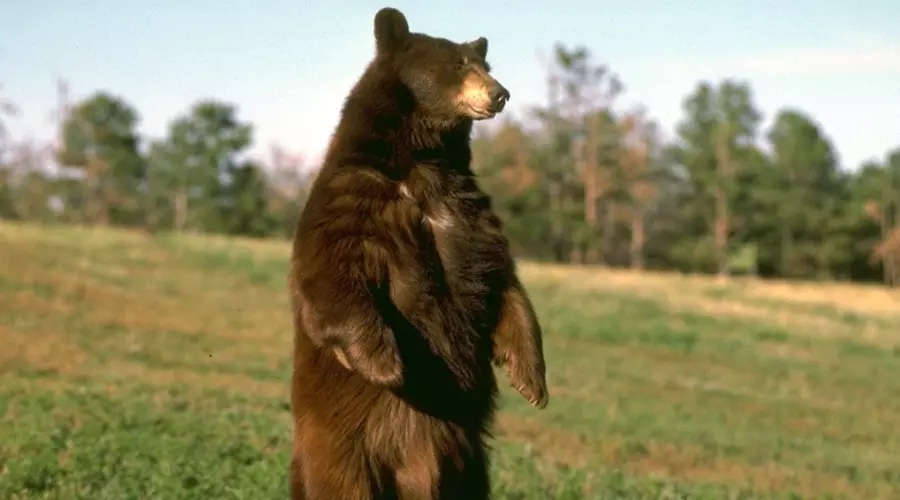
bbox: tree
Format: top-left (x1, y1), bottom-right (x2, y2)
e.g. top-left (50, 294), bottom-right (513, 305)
top-left (672, 80), bottom-right (762, 275)
top-left (531, 43), bottom-right (623, 263)
top-left (147, 100), bottom-right (253, 233)
top-left (224, 159), bottom-right (278, 237)
top-left (868, 148), bottom-right (900, 285)
top-left (0, 85), bottom-right (20, 219)
top-left (617, 107), bottom-right (665, 269)
top-left (56, 91), bottom-right (145, 226)
top-left (144, 139), bottom-right (179, 231)
top-left (765, 109), bottom-right (842, 278)
top-left (471, 119), bottom-right (553, 258)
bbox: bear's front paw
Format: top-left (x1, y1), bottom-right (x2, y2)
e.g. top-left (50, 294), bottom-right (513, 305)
top-left (507, 355), bottom-right (548, 409)
top-left (342, 335), bottom-right (404, 387)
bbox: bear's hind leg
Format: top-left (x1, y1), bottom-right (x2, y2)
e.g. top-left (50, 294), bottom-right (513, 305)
top-left (290, 432), bottom-right (375, 500)
top-left (392, 442), bottom-right (491, 500)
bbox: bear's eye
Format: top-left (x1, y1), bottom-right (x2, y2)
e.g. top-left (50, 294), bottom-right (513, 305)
top-left (456, 56), bottom-right (468, 69)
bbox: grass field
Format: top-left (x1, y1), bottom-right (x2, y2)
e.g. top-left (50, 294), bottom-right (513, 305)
top-left (2, 220), bottom-right (900, 499)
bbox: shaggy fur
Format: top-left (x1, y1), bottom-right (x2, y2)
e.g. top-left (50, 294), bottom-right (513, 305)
top-left (287, 7), bottom-right (548, 499)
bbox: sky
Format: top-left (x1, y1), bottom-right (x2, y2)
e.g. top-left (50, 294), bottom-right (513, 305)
top-left (2, 0), bottom-right (899, 172)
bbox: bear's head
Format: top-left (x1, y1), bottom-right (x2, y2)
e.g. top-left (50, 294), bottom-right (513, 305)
top-left (373, 7), bottom-right (510, 125)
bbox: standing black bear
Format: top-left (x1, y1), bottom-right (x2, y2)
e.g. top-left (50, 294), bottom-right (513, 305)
top-left (288, 7), bottom-right (549, 499)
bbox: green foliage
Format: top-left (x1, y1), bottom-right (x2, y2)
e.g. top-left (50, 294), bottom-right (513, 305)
top-left (0, 42), bottom-right (899, 284)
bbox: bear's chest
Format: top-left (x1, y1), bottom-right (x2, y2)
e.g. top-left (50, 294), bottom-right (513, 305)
top-left (418, 178), bottom-right (512, 299)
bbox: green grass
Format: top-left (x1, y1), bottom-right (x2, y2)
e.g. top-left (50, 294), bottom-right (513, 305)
top-left (1, 220), bottom-right (900, 499)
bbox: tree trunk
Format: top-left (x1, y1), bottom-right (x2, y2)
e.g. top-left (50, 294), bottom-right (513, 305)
top-left (714, 124), bottom-right (731, 278)
top-left (780, 168), bottom-right (795, 278)
top-left (881, 176), bottom-right (894, 286)
top-left (548, 181), bottom-right (565, 262)
top-left (714, 190), bottom-right (728, 278)
top-left (582, 114), bottom-right (600, 264)
top-left (601, 199), bottom-right (615, 266)
top-left (630, 208), bottom-right (645, 270)
top-left (583, 161), bottom-right (598, 263)
top-left (174, 188), bottom-right (187, 232)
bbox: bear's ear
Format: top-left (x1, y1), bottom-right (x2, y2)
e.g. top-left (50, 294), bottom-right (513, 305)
top-left (466, 37), bottom-right (488, 60)
top-left (374, 7), bottom-right (410, 54)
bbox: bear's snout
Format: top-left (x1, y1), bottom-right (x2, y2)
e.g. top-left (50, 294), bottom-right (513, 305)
top-left (489, 84), bottom-right (510, 112)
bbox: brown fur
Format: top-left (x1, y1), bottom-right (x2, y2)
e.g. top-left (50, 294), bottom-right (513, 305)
top-left (287, 7), bottom-right (548, 499)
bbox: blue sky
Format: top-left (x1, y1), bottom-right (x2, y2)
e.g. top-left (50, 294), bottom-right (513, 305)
top-left (3, 0), bottom-right (899, 171)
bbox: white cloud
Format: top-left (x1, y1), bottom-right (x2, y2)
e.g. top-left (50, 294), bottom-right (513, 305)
top-left (726, 45), bottom-right (900, 77)
top-left (651, 33), bottom-right (900, 78)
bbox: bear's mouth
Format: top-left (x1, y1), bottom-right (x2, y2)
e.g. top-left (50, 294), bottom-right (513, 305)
top-left (467, 106), bottom-right (497, 120)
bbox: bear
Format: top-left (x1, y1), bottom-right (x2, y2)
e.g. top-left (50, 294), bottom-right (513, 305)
top-left (287, 7), bottom-right (548, 500)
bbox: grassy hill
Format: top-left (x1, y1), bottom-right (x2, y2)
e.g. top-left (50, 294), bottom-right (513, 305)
top-left (1, 220), bottom-right (899, 499)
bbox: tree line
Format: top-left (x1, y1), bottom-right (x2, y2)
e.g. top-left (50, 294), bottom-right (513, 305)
top-left (1, 45), bottom-right (898, 286)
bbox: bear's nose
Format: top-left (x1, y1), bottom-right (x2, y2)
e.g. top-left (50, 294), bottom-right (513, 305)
top-left (490, 85), bottom-right (510, 111)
